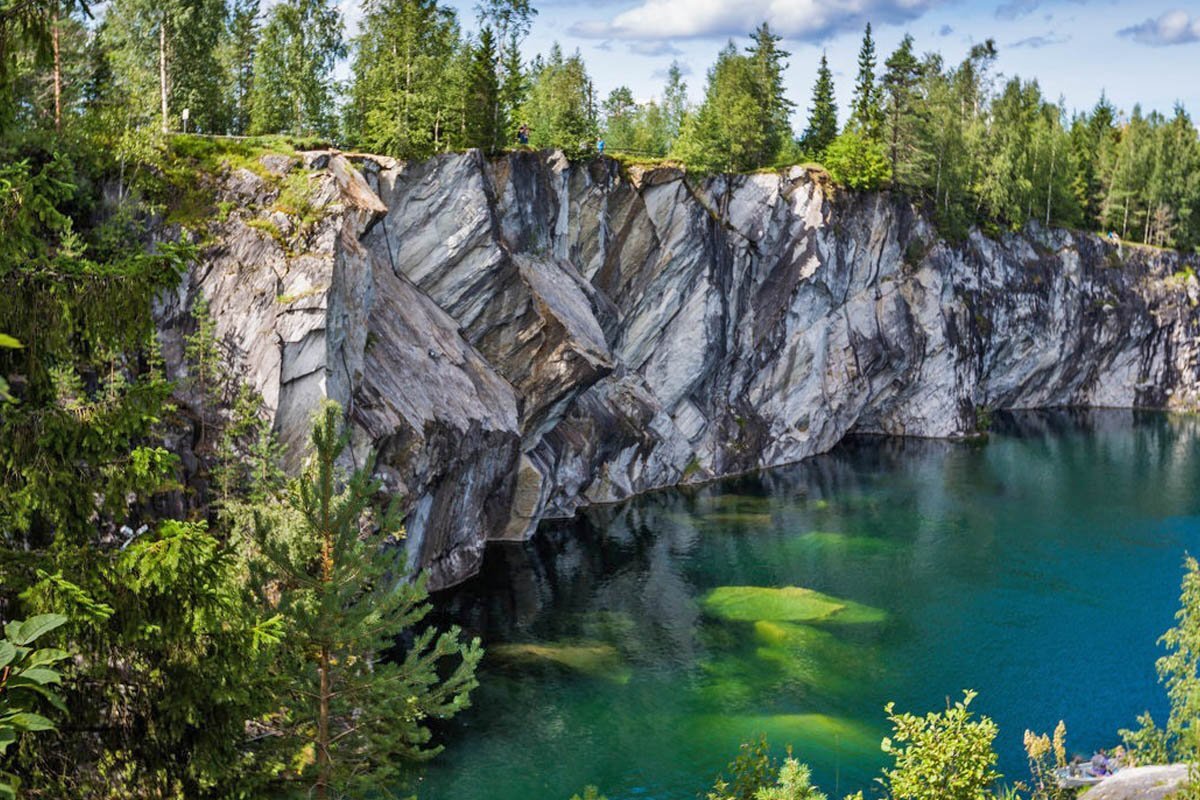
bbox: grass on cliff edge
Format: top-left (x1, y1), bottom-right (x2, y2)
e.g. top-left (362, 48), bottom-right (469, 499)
top-left (159, 134), bottom-right (328, 235)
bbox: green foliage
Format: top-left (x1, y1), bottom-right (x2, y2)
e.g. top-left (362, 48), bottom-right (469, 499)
top-left (708, 735), bottom-right (776, 800)
top-left (520, 43), bottom-right (597, 158)
top-left (569, 787), bottom-right (607, 800)
top-left (1118, 556), bottom-right (1200, 795)
top-left (849, 23), bottom-right (882, 139)
top-left (249, 0), bottom-right (344, 138)
top-left (464, 26), bottom-right (502, 153)
top-left (249, 402), bottom-right (483, 797)
top-left (878, 690), bottom-right (1001, 800)
top-left (754, 753), bottom-right (827, 800)
top-left (824, 129), bottom-right (891, 191)
top-left (0, 614), bottom-right (69, 800)
top-left (15, 523), bottom-right (282, 798)
top-left (1120, 711), bottom-right (1172, 766)
top-left (344, 0), bottom-right (462, 158)
top-left (800, 53), bottom-right (837, 158)
top-left (672, 26), bottom-right (795, 174)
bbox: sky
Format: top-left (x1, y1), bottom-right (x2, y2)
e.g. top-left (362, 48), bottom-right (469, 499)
top-left (407, 0), bottom-right (1200, 130)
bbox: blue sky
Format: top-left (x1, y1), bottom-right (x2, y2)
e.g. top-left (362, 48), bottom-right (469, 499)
top-left (413, 0), bottom-right (1200, 128)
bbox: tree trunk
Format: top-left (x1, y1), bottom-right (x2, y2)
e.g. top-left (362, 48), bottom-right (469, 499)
top-left (159, 18), bottom-right (169, 134)
top-left (1045, 143), bottom-right (1055, 227)
top-left (316, 643), bottom-right (331, 800)
top-left (52, 4), bottom-right (62, 133)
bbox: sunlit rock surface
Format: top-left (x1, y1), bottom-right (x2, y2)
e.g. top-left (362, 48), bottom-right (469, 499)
top-left (159, 149), bottom-right (1200, 588)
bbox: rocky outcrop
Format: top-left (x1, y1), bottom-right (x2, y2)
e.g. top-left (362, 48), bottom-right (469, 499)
top-left (158, 148), bottom-right (1200, 588)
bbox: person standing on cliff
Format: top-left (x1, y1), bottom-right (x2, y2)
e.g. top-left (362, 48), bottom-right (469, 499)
top-left (517, 124), bottom-right (530, 146)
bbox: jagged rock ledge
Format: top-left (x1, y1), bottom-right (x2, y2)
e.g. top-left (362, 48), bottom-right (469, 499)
top-left (155, 148), bottom-right (1200, 589)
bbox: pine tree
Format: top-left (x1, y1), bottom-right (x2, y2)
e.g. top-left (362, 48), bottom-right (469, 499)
top-left (849, 22), bottom-right (882, 138)
top-left (801, 52), bottom-right (838, 158)
top-left (100, 0), bottom-right (229, 133)
top-left (881, 33), bottom-right (923, 182)
top-left (745, 22), bottom-right (794, 167)
top-left (249, 0), bottom-right (343, 137)
top-left (498, 28), bottom-right (526, 143)
top-left (252, 403), bottom-right (483, 799)
top-left (476, 0), bottom-right (535, 146)
top-left (464, 26), bottom-right (501, 152)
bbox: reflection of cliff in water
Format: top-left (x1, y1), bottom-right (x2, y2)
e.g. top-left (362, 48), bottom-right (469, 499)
top-left (435, 409), bottom-right (1200, 644)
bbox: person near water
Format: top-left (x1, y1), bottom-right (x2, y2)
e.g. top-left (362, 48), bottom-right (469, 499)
top-left (1090, 749), bottom-right (1111, 776)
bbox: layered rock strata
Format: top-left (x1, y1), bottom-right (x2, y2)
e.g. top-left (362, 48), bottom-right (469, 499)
top-left (157, 149), bottom-right (1200, 588)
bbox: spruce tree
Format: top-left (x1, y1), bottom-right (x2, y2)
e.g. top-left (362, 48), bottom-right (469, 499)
top-left (801, 52), bottom-right (838, 158)
top-left (745, 22), bottom-right (794, 167)
top-left (881, 33), bottom-right (922, 182)
top-left (499, 28), bottom-right (527, 143)
top-left (464, 26), bottom-right (501, 152)
top-left (252, 402), bottom-right (482, 799)
top-left (849, 22), bottom-right (882, 138)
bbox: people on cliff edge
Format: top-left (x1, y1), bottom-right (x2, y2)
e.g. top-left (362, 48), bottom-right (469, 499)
top-left (517, 124), bottom-right (530, 146)
top-left (1091, 749), bottom-right (1112, 776)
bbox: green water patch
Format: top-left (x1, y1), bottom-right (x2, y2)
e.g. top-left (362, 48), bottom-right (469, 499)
top-left (691, 712), bottom-right (881, 761)
top-left (489, 641), bottom-right (632, 684)
top-left (752, 621), bottom-right (879, 693)
top-left (787, 531), bottom-right (903, 558)
top-left (702, 586), bottom-right (887, 625)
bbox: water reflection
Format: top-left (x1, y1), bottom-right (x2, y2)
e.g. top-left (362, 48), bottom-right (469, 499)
top-left (423, 410), bottom-right (1200, 800)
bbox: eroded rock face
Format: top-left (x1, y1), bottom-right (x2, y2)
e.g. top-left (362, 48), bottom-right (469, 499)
top-left (159, 149), bottom-right (1200, 588)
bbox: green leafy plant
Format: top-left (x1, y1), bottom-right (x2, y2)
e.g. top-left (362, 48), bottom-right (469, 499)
top-left (0, 614), bottom-right (70, 800)
top-left (878, 690), bottom-right (1001, 800)
top-left (708, 735), bottom-right (777, 800)
top-left (755, 750), bottom-right (827, 800)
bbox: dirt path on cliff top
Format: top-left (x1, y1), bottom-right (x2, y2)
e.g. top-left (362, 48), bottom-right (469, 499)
top-left (1081, 765), bottom-right (1189, 799)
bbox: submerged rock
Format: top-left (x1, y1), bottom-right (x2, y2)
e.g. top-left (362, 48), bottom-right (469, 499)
top-left (702, 585), bottom-right (887, 624)
top-left (160, 148), bottom-right (1200, 588)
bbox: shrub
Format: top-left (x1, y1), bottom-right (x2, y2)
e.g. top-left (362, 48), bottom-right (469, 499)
top-left (879, 690), bottom-right (1001, 800)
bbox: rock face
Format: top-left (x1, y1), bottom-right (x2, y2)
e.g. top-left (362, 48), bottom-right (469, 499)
top-left (158, 149), bottom-right (1200, 589)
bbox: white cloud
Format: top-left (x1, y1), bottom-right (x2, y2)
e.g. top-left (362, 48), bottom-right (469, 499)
top-left (1118, 9), bottom-right (1200, 46)
top-left (568, 0), bottom-right (938, 42)
top-left (628, 40), bottom-right (684, 56)
top-left (1010, 32), bottom-right (1070, 49)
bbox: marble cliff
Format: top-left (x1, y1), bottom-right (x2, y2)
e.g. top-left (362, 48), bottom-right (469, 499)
top-left (155, 148), bottom-right (1200, 588)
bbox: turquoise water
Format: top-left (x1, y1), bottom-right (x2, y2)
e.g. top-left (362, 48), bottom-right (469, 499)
top-left (419, 411), bottom-right (1200, 800)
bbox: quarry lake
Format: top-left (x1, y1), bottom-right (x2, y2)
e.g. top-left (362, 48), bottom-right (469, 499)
top-left (420, 410), bottom-right (1200, 800)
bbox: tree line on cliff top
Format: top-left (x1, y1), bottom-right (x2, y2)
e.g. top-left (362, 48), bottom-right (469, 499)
top-left (2, 0), bottom-right (1200, 246)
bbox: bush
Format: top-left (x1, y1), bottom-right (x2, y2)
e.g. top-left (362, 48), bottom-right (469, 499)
top-left (879, 690), bottom-right (1001, 800)
top-left (823, 129), bottom-right (891, 191)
